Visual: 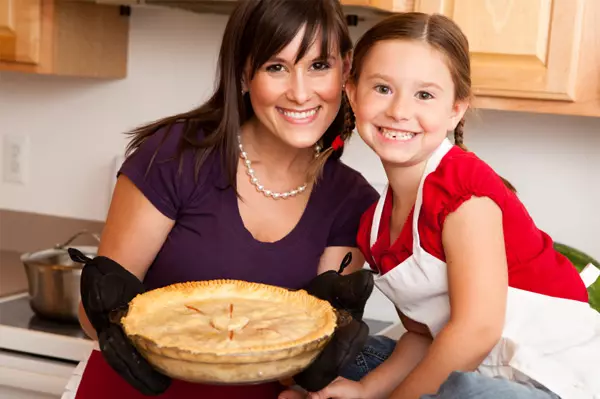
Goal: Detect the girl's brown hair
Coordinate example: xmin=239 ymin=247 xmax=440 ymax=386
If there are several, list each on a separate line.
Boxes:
xmin=349 ymin=12 xmax=516 ymax=192
xmin=125 ymin=0 xmax=354 ymax=191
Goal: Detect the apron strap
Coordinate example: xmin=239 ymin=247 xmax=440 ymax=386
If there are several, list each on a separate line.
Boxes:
xmin=411 ymin=138 xmax=453 ymax=256
xmin=369 ymin=184 xmax=388 ymax=266
xmin=580 ymin=263 xmax=600 ymax=288
xmin=368 ymin=138 xmax=454 ymax=265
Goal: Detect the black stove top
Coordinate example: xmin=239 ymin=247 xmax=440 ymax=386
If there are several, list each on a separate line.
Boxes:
xmin=0 ymin=295 xmax=89 ymax=339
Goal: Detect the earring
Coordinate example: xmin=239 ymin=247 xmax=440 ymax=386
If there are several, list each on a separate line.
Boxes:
xmin=314 ymin=142 xmax=322 ymax=158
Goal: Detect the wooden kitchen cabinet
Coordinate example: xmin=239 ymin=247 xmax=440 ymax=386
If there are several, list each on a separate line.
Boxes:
xmin=0 ymin=0 xmax=16 ymax=38
xmin=414 ymin=0 xmax=600 ymax=117
xmin=0 ymin=0 xmax=129 ymax=79
xmin=342 ymin=0 xmax=415 ymax=13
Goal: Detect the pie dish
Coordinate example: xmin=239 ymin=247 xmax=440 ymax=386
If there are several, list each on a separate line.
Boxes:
xmin=119 ymin=279 xmax=338 ymax=385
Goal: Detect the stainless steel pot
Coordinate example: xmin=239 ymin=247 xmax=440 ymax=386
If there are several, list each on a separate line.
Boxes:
xmin=21 ymin=231 xmax=99 ymax=323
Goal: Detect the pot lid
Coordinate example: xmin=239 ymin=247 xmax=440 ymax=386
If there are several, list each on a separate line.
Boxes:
xmin=20 ymin=231 xmax=99 ymax=268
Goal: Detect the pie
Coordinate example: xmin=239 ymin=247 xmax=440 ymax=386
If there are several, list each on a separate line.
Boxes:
xmin=120 ymin=279 xmax=338 ymax=384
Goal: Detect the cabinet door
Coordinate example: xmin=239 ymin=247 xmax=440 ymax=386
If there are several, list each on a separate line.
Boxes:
xmin=0 ymin=0 xmax=41 ymax=65
xmin=342 ymin=0 xmax=415 ymax=12
xmin=0 ymin=0 xmax=16 ymax=37
xmin=415 ymin=0 xmax=586 ymax=101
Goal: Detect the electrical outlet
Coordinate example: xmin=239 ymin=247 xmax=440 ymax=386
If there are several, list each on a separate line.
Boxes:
xmin=2 ymin=135 xmax=29 ymax=184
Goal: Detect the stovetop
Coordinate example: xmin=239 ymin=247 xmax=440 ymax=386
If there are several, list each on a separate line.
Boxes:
xmin=0 ymin=294 xmax=89 ymax=340
xmin=0 ymin=294 xmax=95 ymax=362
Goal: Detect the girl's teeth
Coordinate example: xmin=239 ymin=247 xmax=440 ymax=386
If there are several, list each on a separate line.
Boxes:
xmin=381 ymin=128 xmax=415 ymax=141
xmin=281 ymin=108 xmax=318 ymax=119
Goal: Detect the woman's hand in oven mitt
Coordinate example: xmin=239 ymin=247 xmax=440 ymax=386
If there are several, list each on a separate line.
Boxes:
xmin=68 ymin=248 xmax=171 ymax=396
xmin=291 ymin=253 xmax=375 ymax=392
xmin=302 ymin=252 xmax=375 ymax=321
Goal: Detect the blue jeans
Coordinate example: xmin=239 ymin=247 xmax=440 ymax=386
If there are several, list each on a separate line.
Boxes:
xmin=340 ymin=335 xmax=560 ymax=399
xmin=340 ymin=335 xmax=397 ymax=381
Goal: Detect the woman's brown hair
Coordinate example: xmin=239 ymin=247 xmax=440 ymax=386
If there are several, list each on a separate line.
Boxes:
xmin=349 ymin=12 xmax=516 ymax=192
xmin=125 ymin=0 xmax=354 ymax=191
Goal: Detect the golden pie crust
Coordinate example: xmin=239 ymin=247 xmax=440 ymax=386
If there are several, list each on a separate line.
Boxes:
xmin=120 ymin=280 xmax=337 ymax=384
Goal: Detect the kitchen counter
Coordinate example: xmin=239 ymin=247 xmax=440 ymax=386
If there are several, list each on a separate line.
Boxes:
xmin=0 ymin=250 xmax=28 ymax=298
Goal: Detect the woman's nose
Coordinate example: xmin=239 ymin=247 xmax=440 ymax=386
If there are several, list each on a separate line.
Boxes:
xmin=287 ymin=73 xmax=311 ymax=105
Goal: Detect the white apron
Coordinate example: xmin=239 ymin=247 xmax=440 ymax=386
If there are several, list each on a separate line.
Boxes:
xmin=369 ymin=138 xmax=600 ymax=399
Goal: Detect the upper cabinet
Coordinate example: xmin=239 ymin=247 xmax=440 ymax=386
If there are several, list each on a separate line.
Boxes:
xmin=343 ymin=0 xmax=599 ymax=117
xmin=415 ymin=0 xmax=600 ymax=117
xmin=0 ymin=0 xmax=129 ymax=79
xmin=414 ymin=0 xmax=600 ymax=117
xmin=0 ymin=0 xmax=41 ymax=66
xmin=342 ymin=0 xmax=415 ymax=13
xmin=418 ymin=0 xmax=577 ymax=101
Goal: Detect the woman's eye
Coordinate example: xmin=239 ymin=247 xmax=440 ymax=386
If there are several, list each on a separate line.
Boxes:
xmin=311 ymin=62 xmax=331 ymax=71
xmin=374 ymin=85 xmax=391 ymax=95
xmin=266 ymin=64 xmax=285 ymax=73
xmin=416 ymin=91 xmax=434 ymax=100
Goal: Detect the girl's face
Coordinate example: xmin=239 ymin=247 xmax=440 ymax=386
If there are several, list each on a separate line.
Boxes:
xmin=346 ymin=39 xmax=468 ymax=167
xmin=245 ymin=26 xmax=350 ymax=149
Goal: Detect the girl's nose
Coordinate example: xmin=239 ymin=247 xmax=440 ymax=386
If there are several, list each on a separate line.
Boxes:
xmin=385 ymin=94 xmax=413 ymax=121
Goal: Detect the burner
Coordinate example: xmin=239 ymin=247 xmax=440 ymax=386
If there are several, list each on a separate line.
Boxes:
xmin=0 ymin=293 xmax=95 ymax=364
xmin=0 ymin=294 xmax=89 ymax=339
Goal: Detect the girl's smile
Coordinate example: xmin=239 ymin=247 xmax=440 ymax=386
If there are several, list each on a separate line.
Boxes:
xmin=376 ymin=126 xmax=421 ymax=143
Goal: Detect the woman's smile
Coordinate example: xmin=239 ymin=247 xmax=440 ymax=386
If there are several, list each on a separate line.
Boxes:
xmin=276 ymin=106 xmax=321 ymax=125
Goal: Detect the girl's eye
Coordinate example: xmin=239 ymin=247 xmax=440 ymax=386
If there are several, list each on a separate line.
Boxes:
xmin=416 ymin=91 xmax=434 ymax=100
xmin=266 ymin=64 xmax=286 ymax=73
xmin=374 ymin=85 xmax=391 ymax=95
xmin=311 ymin=61 xmax=331 ymax=71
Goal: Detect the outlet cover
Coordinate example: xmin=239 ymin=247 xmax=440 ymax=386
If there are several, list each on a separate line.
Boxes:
xmin=2 ymin=135 xmax=29 ymax=185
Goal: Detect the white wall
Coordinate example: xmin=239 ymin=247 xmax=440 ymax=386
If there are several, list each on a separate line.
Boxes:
xmin=1 ymin=6 xmax=599 ymax=321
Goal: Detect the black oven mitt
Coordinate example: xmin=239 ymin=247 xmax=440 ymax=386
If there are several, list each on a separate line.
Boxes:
xmin=292 ymin=253 xmax=375 ymax=392
xmin=68 ymin=248 xmax=171 ymax=396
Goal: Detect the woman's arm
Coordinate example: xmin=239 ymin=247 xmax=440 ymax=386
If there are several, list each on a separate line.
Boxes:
xmin=78 ymin=175 xmax=175 ymax=340
xmin=387 ymin=196 xmax=508 ymax=399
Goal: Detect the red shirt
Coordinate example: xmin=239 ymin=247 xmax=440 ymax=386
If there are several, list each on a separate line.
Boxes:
xmin=357 ymin=146 xmax=588 ymax=303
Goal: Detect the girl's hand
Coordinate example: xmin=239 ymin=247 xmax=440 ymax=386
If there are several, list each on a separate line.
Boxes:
xmin=307 ymin=377 xmax=368 ymax=399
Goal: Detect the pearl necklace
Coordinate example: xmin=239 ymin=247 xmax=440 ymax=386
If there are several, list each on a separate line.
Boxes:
xmin=238 ymin=135 xmax=318 ymax=200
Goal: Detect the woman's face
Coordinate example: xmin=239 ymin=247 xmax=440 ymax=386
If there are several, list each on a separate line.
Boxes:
xmin=245 ymin=26 xmax=350 ymax=149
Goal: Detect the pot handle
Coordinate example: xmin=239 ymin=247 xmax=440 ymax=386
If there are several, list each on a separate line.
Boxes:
xmin=55 ymin=230 xmax=101 ymax=250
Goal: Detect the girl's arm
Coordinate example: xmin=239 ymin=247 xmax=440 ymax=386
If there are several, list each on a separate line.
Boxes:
xmin=359 ymin=331 xmax=433 ymax=398
xmin=388 ymin=196 xmax=508 ymax=399
xmin=304 ymin=331 xmax=432 ymax=399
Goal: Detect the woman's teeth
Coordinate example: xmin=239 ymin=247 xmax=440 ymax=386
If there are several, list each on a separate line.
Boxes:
xmin=380 ymin=128 xmax=416 ymax=141
xmin=279 ymin=108 xmax=318 ymax=120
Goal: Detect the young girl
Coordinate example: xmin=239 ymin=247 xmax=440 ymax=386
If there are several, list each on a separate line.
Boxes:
xmin=307 ymin=12 xmax=600 ymax=399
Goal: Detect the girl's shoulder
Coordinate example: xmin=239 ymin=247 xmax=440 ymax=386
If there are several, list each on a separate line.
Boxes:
xmin=422 ymin=145 xmax=514 ymax=229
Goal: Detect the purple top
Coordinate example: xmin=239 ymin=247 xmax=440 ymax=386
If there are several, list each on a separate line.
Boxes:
xmin=119 ymin=124 xmax=379 ymax=291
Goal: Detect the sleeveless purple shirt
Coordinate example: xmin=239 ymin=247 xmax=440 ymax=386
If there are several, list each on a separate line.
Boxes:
xmin=118 ymin=124 xmax=379 ymax=290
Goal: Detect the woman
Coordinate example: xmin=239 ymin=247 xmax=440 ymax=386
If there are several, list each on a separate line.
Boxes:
xmin=66 ymin=0 xmax=380 ymax=398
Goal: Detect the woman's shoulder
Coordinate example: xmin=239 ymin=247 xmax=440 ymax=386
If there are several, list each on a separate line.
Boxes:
xmin=126 ymin=121 xmax=204 ymax=163
xmin=118 ymin=121 xmax=217 ymax=219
